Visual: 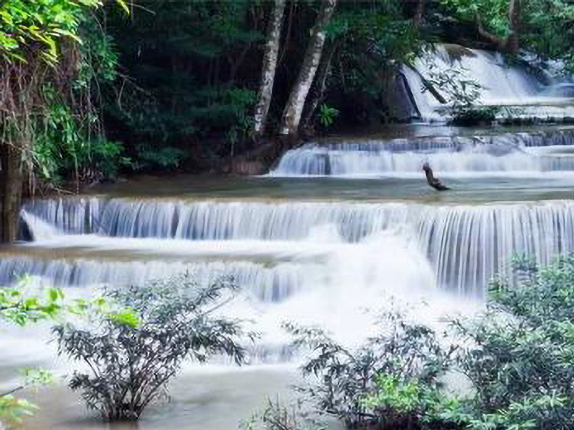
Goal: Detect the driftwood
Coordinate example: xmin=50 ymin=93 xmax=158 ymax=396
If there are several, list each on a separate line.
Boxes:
xmin=422 ymin=162 xmax=450 ymax=191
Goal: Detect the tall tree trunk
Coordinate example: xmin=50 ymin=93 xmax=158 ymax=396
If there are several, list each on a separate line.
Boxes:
xmin=279 ymin=0 xmax=338 ymax=138
xmin=506 ymin=0 xmax=521 ymax=53
xmin=302 ymin=40 xmax=338 ymax=130
xmin=0 ymin=144 xmax=23 ymax=243
xmin=413 ymin=0 xmax=426 ymax=29
xmin=253 ymin=0 xmax=287 ymax=140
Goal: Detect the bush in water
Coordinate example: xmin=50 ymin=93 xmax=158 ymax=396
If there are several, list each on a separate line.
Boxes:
xmin=450 ymin=255 xmax=574 ymax=430
xmin=240 ymin=398 xmax=326 ymax=430
xmin=0 ymin=282 xmax=67 ymax=427
xmin=53 ymin=274 xmax=247 ymax=421
xmin=261 ymin=256 xmax=574 ymax=430
xmin=284 ymin=312 xmax=457 ymax=430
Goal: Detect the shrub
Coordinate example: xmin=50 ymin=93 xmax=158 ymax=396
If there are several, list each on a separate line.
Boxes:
xmin=452 ymin=255 xmax=574 ymax=430
xmin=240 ymin=398 xmax=325 ymax=430
xmin=286 ymin=311 xmax=455 ymax=430
xmin=53 ymin=275 xmax=247 ymax=421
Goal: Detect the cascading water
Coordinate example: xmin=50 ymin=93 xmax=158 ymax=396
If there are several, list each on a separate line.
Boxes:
xmin=18 ymin=197 xmax=574 ymax=298
xmin=270 ymin=129 xmax=574 ymax=177
xmin=6 ymin=126 xmax=574 ymax=428
xmin=402 ymin=45 xmax=574 ymax=122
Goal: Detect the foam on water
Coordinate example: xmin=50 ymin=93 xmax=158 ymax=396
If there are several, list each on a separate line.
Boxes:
xmin=19 ymin=198 xmax=574 ymax=297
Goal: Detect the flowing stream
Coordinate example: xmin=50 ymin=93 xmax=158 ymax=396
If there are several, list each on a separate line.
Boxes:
xmin=4 ymin=125 xmax=574 ymax=429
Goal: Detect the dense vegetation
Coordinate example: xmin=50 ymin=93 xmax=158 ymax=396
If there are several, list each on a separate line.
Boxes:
xmin=244 ymin=256 xmax=574 ymax=430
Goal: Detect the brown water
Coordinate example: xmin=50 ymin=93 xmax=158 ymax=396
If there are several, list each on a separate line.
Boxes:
xmin=23 ymin=367 xmax=298 ymax=430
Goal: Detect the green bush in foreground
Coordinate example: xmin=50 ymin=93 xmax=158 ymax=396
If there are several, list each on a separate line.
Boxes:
xmin=285 ymin=312 xmax=456 ymax=430
xmin=451 ymin=255 xmax=574 ymax=430
xmin=54 ymin=275 xmax=247 ymax=422
xmin=248 ymin=256 xmax=574 ymax=430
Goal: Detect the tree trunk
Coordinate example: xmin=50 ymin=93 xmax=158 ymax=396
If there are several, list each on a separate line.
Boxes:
xmin=413 ymin=0 xmax=426 ymax=29
xmin=302 ymin=40 xmax=338 ymax=130
xmin=506 ymin=0 xmax=521 ymax=53
xmin=279 ymin=0 xmax=338 ymax=138
xmin=0 ymin=144 xmax=23 ymax=243
xmin=253 ymin=0 xmax=287 ymax=140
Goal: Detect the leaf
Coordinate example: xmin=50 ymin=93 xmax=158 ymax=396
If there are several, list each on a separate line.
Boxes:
xmin=116 ymin=0 xmax=130 ymax=15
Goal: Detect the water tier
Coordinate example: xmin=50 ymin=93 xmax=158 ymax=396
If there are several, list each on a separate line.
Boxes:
xmin=20 ymin=198 xmax=574 ymax=296
xmin=271 ymin=130 xmax=574 ymax=176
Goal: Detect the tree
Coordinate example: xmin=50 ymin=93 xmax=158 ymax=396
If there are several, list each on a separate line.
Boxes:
xmin=53 ymin=275 xmax=247 ymax=421
xmin=0 ymin=0 xmax=127 ymax=244
xmin=279 ymin=0 xmax=338 ymax=139
xmin=253 ymin=0 xmax=287 ymax=140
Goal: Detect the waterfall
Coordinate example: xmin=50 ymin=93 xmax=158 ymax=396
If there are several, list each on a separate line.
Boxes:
xmin=270 ymin=130 xmax=574 ymax=177
xmin=0 ymin=258 xmax=309 ymax=304
xmin=20 ymin=197 xmax=574 ymax=297
xmin=402 ymin=46 xmax=574 ymax=122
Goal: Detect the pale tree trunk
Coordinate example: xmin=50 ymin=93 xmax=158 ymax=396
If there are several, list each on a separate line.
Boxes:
xmin=253 ymin=0 xmax=287 ymax=140
xmin=279 ymin=0 xmax=338 ymax=138
xmin=0 ymin=144 xmax=23 ymax=243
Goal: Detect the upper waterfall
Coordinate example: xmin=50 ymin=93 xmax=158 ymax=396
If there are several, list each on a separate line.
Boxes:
xmin=402 ymin=45 xmax=574 ymax=122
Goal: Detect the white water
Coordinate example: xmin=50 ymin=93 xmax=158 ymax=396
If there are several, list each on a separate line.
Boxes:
xmin=6 ymin=127 xmax=574 ymax=428
xmin=270 ymin=130 xmax=574 ymax=177
xmin=18 ymin=198 xmax=574 ymax=297
xmin=402 ymin=46 xmax=574 ymax=121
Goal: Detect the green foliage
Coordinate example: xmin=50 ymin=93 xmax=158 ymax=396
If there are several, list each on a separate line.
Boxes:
xmin=103 ymin=0 xmax=262 ymax=166
xmin=286 ymin=311 xmax=453 ymax=429
xmin=0 ymin=0 xmax=101 ymax=64
xmin=318 ymin=104 xmax=339 ymax=127
xmin=0 ymin=281 xmax=64 ymax=326
xmin=440 ymin=0 xmax=574 ymax=69
xmin=325 ymin=1 xmax=424 ymax=125
xmin=441 ymin=0 xmax=512 ymax=39
xmin=240 ymin=398 xmax=326 ymax=430
xmin=0 ymin=395 xmax=37 ymax=428
xmin=450 ymin=255 xmax=574 ymax=430
xmin=34 ymin=100 xmax=130 ymax=183
xmin=0 ymin=281 xmax=65 ymax=427
xmin=53 ymin=275 xmax=247 ymax=421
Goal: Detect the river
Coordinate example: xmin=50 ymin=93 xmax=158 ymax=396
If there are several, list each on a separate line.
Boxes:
xmin=3 ymin=124 xmax=574 ymax=429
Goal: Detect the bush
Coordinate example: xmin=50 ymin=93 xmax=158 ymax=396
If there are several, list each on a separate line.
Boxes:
xmin=252 ymin=256 xmax=574 ymax=430
xmin=451 ymin=256 xmax=574 ymax=430
xmin=240 ymin=398 xmax=325 ymax=430
xmin=53 ymin=275 xmax=247 ymax=421
xmin=286 ymin=311 xmax=455 ymax=430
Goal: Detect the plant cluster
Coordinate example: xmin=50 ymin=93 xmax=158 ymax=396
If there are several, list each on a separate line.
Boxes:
xmin=246 ymin=256 xmax=574 ymax=430
xmin=53 ymin=275 xmax=248 ymax=421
